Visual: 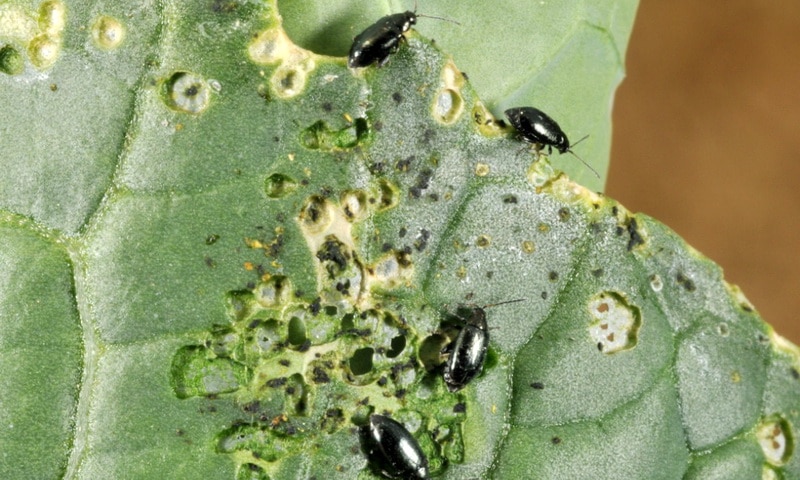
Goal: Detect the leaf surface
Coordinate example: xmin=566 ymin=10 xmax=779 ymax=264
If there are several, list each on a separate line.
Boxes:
xmin=2 ymin=1 xmax=799 ymax=480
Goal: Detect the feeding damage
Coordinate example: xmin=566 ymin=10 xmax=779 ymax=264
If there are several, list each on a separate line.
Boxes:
xmin=588 ymin=291 xmax=641 ymax=354
xmin=170 ymin=190 xmax=467 ymax=475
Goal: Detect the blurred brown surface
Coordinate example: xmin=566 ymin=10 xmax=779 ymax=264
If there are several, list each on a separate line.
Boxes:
xmin=608 ymin=1 xmax=800 ymax=343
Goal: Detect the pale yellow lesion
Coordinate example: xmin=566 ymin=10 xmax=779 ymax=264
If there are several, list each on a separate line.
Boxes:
xmin=91 ymin=15 xmax=125 ymax=50
xmin=248 ymin=27 xmax=295 ymax=65
xmin=526 ymin=156 xmax=560 ymax=189
xmin=547 ymin=170 xmax=608 ymax=211
xmin=248 ymin=24 xmax=316 ymax=99
xmin=297 ymin=181 xmax=416 ymax=308
xmin=757 ymin=415 xmax=794 ymax=466
xmin=432 ymin=60 xmax=466 ymax=125
xmin=0 ymin=4 xmax=38 ymax=42
xmin=38 ymin=0 xmax=65 ymax=36
xmin=587 ymin=291 xmax=641 ymax=354
xmin=474 ymin=163 xmax=490 ymax=177
xmin=27 ymin=32 xmax=59 ymax=68
xmin=471 ymin=100 xmax=506 ymax=137
xmin=762 ymin=465 xmax=780 ymax=480
xmin=771 ymin=329 xmax=800 ymax=370
xmin=0 ymin=0 xmax=66 ymax=71
xmin=725 ymin=281 xmax=756 ymax=314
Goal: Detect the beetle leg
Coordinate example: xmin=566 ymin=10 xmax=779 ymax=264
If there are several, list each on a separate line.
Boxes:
xmin=377 ymin=54 xmax=392 ymax=68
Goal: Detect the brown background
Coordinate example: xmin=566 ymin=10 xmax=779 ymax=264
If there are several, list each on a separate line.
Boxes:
xmin=608 ymin=1 xmax=800 ymax=343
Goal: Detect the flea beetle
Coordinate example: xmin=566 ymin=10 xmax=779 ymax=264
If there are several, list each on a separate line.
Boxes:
xmin=360 ymin=414 xmax=430 ymax=479
xmin=442 ymin=299 xmax=524 ymax=392
xmin=504 ymin=106 xmax=599 ymax=178
xmin=348 ymin=3 xmax=458 ymax=68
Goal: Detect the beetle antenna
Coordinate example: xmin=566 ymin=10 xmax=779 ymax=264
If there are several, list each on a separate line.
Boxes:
xmin=416 ymin=13 xmax=461 ymax=25
xmin=567 ymin=151 xmax=600 ymax=179
xmin=565 ymin=137 xmax=600 ymax=179
xmin=571 ymin=134 xmax=589 ymax=148
xmin=483 ymin=298 xmax=526 ymax=309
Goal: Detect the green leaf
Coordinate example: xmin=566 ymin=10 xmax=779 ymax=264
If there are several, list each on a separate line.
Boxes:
xmin=279 ymin=0 xmax=636 ymax=191
xmin=2 ymin=1 xmax=799 ymax=479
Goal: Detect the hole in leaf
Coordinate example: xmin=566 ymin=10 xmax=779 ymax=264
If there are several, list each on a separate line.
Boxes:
xmin=288 ymin=316 xmax=307 ymax=346
xmin=341 ymin=313 xmax=355 ymax=331
xmin=350 ymin=347 xmax=374 ymax=375
xmin=419 ymin=334 xmax=449 ymax=371
xmin=264 ymin=173 xmax=298 ymax=198
xmin=386 ymin=335 xmax=406 ymax=358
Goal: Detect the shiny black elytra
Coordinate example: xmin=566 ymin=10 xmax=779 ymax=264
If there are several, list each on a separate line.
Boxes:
xmin=360 ymin=414 xmax=430 ymax=480
xmin=505 ymin=106 xmax=599 ymax=178
xmin=348 ymin=4 xmax=457 ymax=69
xmin=442 ymin=299 xmax=525 ymax=392
xmin=442 ymin=306 xmax=489 ymax=392
xmin=505 ymin=107 xmax=571 ymax=154
xmin=348 ymin=11 xmax=417 ymax=68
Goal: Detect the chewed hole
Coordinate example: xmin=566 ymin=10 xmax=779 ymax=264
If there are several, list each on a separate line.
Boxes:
xmin=277 ymin=0 xmax=388 ymax=56
xmin=164 ymin=71 xmax=211 ymax=114
xmin=341 ymin=190 xmax=367 ymax=221
xmin=588 ymin=291 xmax=641 ymax=354
xmin=251 ymin=319 xmax=281 ymax=352
xmin=298 ymin=195 xmax=333 ymax=233
xmin=255 ymin=276 xmax=290 ymax=307
xmin=758 ymin=416 xmax=794 ymax=466
xmin=287 ymin=316 xmax=307 ymax=346
xmin=419 ymin=334 xmax=449 ymax=371
xmin=386 ymin=335 xmax=406 ymax=358
xmin=272 ymin=65 xmax=308 ymax=99
xmin=350 ymin=347 xmax=374 ymax=375
xmin=377 ymin=179 xmax=399 ymax=211
xmin=341 ymin=313 xmax=355 ymax=331
xmin=433 ymin=88 xmax=463 ymax=124
xmin=264 ymin=173 xmax=298 ymax=199
xmin=170 ymin=346 xmax=250 ymax=399
xmin=0 ymin=45 xmax=24 ymax=75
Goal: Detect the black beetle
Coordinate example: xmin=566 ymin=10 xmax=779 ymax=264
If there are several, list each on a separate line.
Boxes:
xmin=442 ymin=306 xmax=489 ymax=392
xmin=504 ymin=106 xmax=599 ymax=178
xmin=348 ymin=4 xmax=457 ymax=69
xmin=360 ymin=414 xmax=430 ymax=479
xmin=442 ymin=299 xmax=524 ymax=392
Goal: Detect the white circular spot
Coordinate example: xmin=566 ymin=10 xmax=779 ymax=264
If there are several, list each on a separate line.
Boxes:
xmin=167 ymin=72 xmax=211 ymax=114
xmin=649 ymin=274 xmax=663 ymax=292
